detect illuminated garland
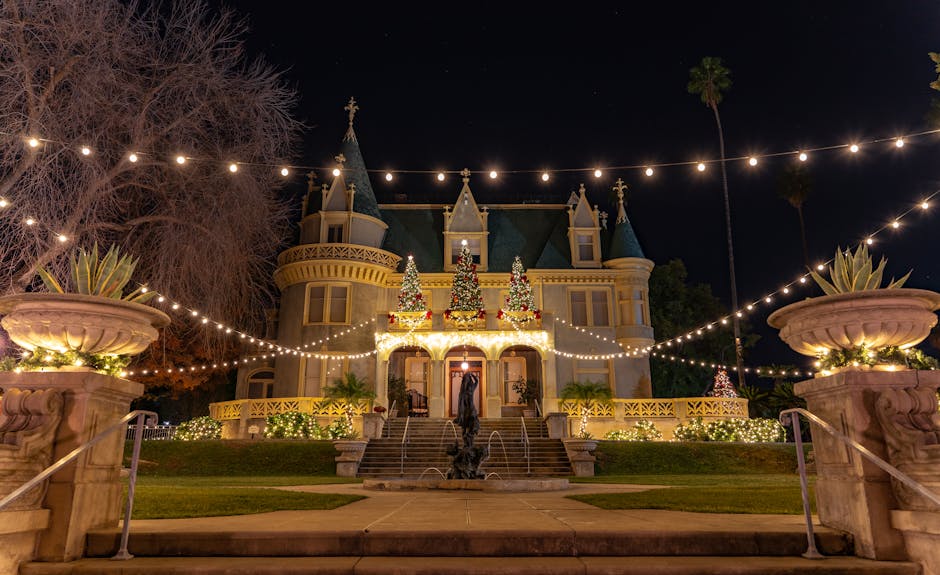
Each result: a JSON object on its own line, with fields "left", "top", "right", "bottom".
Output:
{"left": 816, "top": 345, "right": 938, "bottom": 372}
{"left": 0, "top": 347, "right": 130, "bottom": 376}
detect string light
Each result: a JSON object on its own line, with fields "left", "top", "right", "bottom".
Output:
{"left": 849, "top": 144, "right": 860, "bottom": 153}
{"left": 696, "top": 162, "right": 706, "bottom": 172}
{"left": 593, "top": 169, "right": 603, "bottom": 178}
{"left": 228, "top": 163, "right": 238, "bottom": 173}
{"left": 895, "top": 138, "right": 904, "bottom": 148}
{"left": 645, "top": 167, "right": 654, "bottom": 177}
{"left": 128, "top": 153, "right": 139, "bottom": 163}
{"left": 798, "top": 152, "right": 808, "bottom": 162}
{"left": 0, "top": 199, "right": 7, "bottom": 208}
{"left": 541, "top": 172, "right": 550, "bottom": 182}
{"left": 385, "top": 172, "right": 393, "bottom": 181}
{"left": 437, "top": 172, "right": 445, "bottom": 181}
{"left": 27, "top": 138, "right": 40, "bottom": 148}
{"left": 332, "top": 167, "right": 341, "bottom": 177}
{"left": 56, "top": 234, "right": 67, "bottom": 243}
{"left": 80, "top": 146, "right": 91, "bottom": 156}
{"left": 280, "top": 167, "right": 289, "bottom": 177}
{"left": 747, "top": 157, "right": 758, "bottom": 166}
{"left": 175, "top": 155, "right": 186, "bottom": 165}
{"left": 489, "top": 170, "right": 498, "bottom": 179}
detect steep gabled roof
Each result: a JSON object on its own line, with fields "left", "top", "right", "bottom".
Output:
{"left": 340, "top": 128, "right": 383, "bottom": 221}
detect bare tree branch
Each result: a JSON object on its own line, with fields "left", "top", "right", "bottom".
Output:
{"left": 0, "top": 0, "right": 302, "bottom": 336}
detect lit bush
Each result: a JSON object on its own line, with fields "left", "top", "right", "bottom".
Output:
{"left": 326, "top": 417, "right": 357, "bottom": 439}
{"left": 263, "top": 411, "right": 324, "bottom": 439}
{"left": 673, "top": 417, "right": 785, "bottom": 443}
{"left": 604, "top": 420, "right": 663, "bottom": 441}
{"left": 174, "top": 416, "right": 222, "bottom": 441}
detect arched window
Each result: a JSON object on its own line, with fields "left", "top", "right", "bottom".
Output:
{"left": 247, "top": 370, "right": 275, "bottom": 399}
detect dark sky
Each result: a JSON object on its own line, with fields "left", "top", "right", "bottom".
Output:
{"left": 226, "top": 1, "right": 940, "bottom": 368}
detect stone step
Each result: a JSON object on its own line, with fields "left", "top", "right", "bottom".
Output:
{"left": 18, "top": 556, "right": 922, "bottom": 575}
{"left": 81, "top": 529, "right": 854, "bottom": 558}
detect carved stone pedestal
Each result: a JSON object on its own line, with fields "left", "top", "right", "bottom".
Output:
{"left": 333, "top": 440, "right": 367, "bottom": 477}
{"left": 563, "top": 438, "right": 597, "bottom": 477}
{"left": 0, "top": 371, "right": 143, "bottom": 562}
{"left": 795, "top": 369, "right": 940, "bottom": 561}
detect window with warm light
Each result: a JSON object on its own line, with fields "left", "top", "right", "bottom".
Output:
{"left": 576, "top": 234, "right": 594, "bottom": 261}
{"left": 450, "top": 237, "right": 481, "bottom": 265}
{"left": 569, "top": 289, "right": 610, "bottom": 327}
{"left": 305, "top": 284, "right": 350, "bottom": 324}
{"left": 246, "top": 369, "right": 275, "bottom": 399}
{"left": 303, "top": 356, "right": 349, "bottom": 396}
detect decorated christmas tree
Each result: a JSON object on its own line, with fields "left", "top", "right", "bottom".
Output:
{"left": 446, "top": 241, "right": 484, "bottom": 322}
{"left": 710, "top": 368, "right": 738, "bottom": 398}
{"left": 397, "top": 255, "right": 427, "bottom": 312}
{"left": 499, "top": 256, "right": 540, "bottom": 322}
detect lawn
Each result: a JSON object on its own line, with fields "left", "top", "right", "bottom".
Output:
{"left": 569, "top": 473, "right": 815, "bottom": 515}
{"left": 127, "top": 482, "right": 365, "bottom": 519}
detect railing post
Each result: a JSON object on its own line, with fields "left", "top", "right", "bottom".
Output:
{"left": 791, "top": 411, "right": 823, "bottom": 559}
{"left": 112, "top": 413, "right": 146, "bottom": 560}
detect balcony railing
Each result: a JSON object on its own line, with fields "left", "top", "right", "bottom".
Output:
{"left": 209, "top": 397, "right": 372, "bottom": 421}
{"left": 560, "top": 397, "right": 749, "bottom": 419}
{"left": 277, "top": 243, "right": 401, "bottom": 269}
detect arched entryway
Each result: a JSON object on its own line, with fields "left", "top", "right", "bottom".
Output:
{"left": 498, "top": 346, "right": 543, "bottom": 417}
{"left": 387, "top": 346, "right": 432, "bottom": 417}
{"left": 444, "top": 346, "right": 486, "bottom": 417}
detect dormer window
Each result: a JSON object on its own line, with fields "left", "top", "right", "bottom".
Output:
{"left": 451, "top": 237, "right": 481, "bottom": 265}
{"left": 576, "top": 234, "right": 594, "bottom": 261}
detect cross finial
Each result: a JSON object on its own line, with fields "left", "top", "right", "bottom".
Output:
{"left": 460, "top": 168, "right": 470, "bottom": 183}
{"left": 344, "top": 97, "right": 359, "bottom": 127}
{"left": 613, "top": 178, "right": 628, "bottom": 224}
{"left": 334, "top": 153, "right": 346, "bottom": 167}
{"left": 578, "top": 183, "right": 586, "bottom": 195}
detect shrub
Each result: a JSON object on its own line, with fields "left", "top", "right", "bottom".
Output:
{"left": 604, "top": 420, "right": 663, "bottom": 441}
{"left": 263, "top": 411, "right": 324, "bottom": 439}
{"left": 673, "top": 417, "right": 786, "bottom": 443}
{"left": 174, "top": 416, "right": 222, "bottom": 441}
{"left": 326, "top": 417, "right": 357, "bottom": 439}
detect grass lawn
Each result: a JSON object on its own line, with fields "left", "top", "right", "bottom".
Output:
{"left": 128, "top": 484, "right": 365, "bottom": 519}
{"left": 569, "top": 474, "right": 815, "bottom": 515}
{"left": 134, "top": 475, "right": 362, "bottom": 487}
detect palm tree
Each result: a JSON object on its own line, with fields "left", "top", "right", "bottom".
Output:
{"left": 324, "top": 372, "right": 376, "bottom": 430}
{"left": 777, "top": 165, "right": 812, "bottom": 269}
{"left": 559, "top": 381, "right": 613, "bottom": 438}
{"left": 688, "top": 56, "right": 745, "bottom": 386}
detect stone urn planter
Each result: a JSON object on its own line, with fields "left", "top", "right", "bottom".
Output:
{"left": 0, "top": 292, "right": 170, "bottom": 355}
{"left": 333, "top": 439, "right": 368, "bottom": 477}
{"left": 562, "top": 438, "right": 598, "bottom": 477}
{"left": 767, "top": 289, "right": 940, "bottom": 357}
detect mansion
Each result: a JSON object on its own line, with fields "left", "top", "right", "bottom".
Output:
{"left": 228, "top": 103, "right": 657, "bottom": 425}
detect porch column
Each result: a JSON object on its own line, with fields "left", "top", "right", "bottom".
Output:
{"left": 375, "top": 358, "right": 389, "bottom": 408}
{"left": 428, "top": 359, "right": 446, "bottom": 418}
{"left": 485, "top": 359, "right": 501, "bottom": 418}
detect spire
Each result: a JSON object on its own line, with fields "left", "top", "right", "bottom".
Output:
{"left": 607, "top": 178, "right": 645, "bottom": 260}
{"left": 336, "top": 98, "right": 382, "bottom": 220}
{"left": 344, "top": 96, "right": 359, "bottom": 141}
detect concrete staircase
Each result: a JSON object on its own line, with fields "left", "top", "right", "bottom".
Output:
{"left": 357, "top": 417, "right": 573, "bottom": 479}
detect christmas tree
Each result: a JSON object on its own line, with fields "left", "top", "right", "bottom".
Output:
{"left": 397, "top": 255, "right": 427, "bottom": 312}
{"left": 446, "top": 241, "right": 484, "bottom": 319}
{"left": 710, "top": 368, "right": 738, "bottom": 398}
{"left": 502, "top": 256, "right": 538, "bottom": 314}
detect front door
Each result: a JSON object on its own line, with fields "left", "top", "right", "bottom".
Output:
{"left": 448, "top": 359, "right": 484, "bottom": 417}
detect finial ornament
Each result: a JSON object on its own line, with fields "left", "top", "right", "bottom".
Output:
{"left": 334, "top": 153, "right": 346, "bottom": 166}
{"left": 344, "top": 97, "right": 359, "bottom": 126}
{"left": 613, "top": 178, "right": 628, "bottom": 224}
{"left": 578, "top": 183, "right": 586, "bottom": 195}
{"left": 461, "top": 168, "right": 471, "bottom": 183}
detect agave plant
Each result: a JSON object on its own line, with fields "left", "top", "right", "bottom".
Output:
{"left": 809, "top": 244, "right": 911, "bottom": 295}
{"left": 37, "top": 244, "right": 155, "bottom": 303}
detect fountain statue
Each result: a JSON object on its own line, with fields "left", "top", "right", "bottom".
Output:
{"left": 446, "top": 372, "right": 489, "bottom": 479}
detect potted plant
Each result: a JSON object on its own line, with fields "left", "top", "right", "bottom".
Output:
{"left": 0, "top": 244, "right": 170, "bottom": 358}
{"left": 768, "top": 244, "right": 940, "bottom": 370}
{"left": 512, "top": 378, "right": 539, "bottom": 417}
{"left": 559, "top": 380, "right": 613, "bottom": 440}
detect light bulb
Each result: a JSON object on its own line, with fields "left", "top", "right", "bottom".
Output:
{"left": 25, "top": 218, "right": 35, "bottom": 226}
{"left": 385, "top": 172, "right": 393, "bottom": 181}
{"left": 0, "top": 199, "right": 6, "bottom": 208}
{"left": 80, "top": 146, "right": 91, "bottom": 156}
{"left": 748, "top": 157, "right": 758, "bottom": 166}
{"left": 849, "top": 144, "right": 859, "bottom": 153}
{"left": 228, "top": 163, "right": 238, "bottom": 173}
{"left": 696, "top": 162, "right": 706, "bottom": 172}
{"left": 798, "top": 152, "right": 808, "bottom": 162}
{"left": 280, "top": 167, "right": 289, "bottom": 177}
{"left": 27, "top": 138, "right": 40, "bottom": 148}
{"left": 816, "top": 264, "right": 825, "bottom": 271}
{"left": 57, "top": 234, "right": 67, "bottom": 243}
{"left": 437, "top": 172, "right": 445, "bottom": 181}
{"left": 489, "top": 170, "right": 498, "bottom": 179}
{"left": 895, "top": 138, "right": 904, "bottom": 148}
{"left": 541, "top": 172, "right": 550, "bottom": 182}
{"left": 176, "top": 155, "right": 187, "bottom": 164}
{"left": 128, "top": 153, "right": 139, "bottom": 163}
{"left": 866, "top": 237, "right": 874, "bottom": 245}
{"left": 891, "top": 220, "right": 900, "bottom": 229}
{"left": 332, "top": 168, "right": 341, "bottom": 177}
{"left": 922, "top": 201, "right": 930, "bottom": 210}
{"left": 593, "top": 169, "right": 602, "bottom": 178}
{"left": 461, "top": 361, "right": 469, "bottom": 371}
{"left": 644, "top": 167, "right": 654, "bottom": 177}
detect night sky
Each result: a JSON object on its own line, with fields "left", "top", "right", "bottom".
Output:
{"left": 225, "top": 1, "right": 940, "bottom": 368}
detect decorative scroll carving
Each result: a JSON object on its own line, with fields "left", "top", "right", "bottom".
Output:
{"left": 0, "top": 388, "right": 64, "bottom": 510}
{"left": 874, "top": 386, "right": 940, "bottom": 511}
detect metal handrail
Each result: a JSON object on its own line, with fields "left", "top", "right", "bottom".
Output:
{"left": 0, "top": 409, "right": 157, "bottom": 561}
{"left": 399, "top": 416, "right": 411, "bottom": 476}
{"left": 520, "top": 416, "right": 531, "bottom": 476}
{"left": 780, "top": 407, "right": 940, "bottom": 560}
{"left": 384, "top": 400, "right": 397, "bottom": 438}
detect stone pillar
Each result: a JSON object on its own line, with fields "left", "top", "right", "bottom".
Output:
{"left": 2, "top": 371, "right": 143, "bottom": 562}
{"left": 485, "top": 359, "right": 501, "bottom": 418}
{"left": 362, "top": 412, "right": 384, "bottom": 439}
{"left": 794, "top": 370, "right": 940, "bottom": 560}
{"left": 428, "top": 360, "right": 446, "bottom": 418}
{"left": 545, "top": 412, "right": 569, "bottom": 439}
{"left": 375, "top": 359, "right": 389, "bottom": 408}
